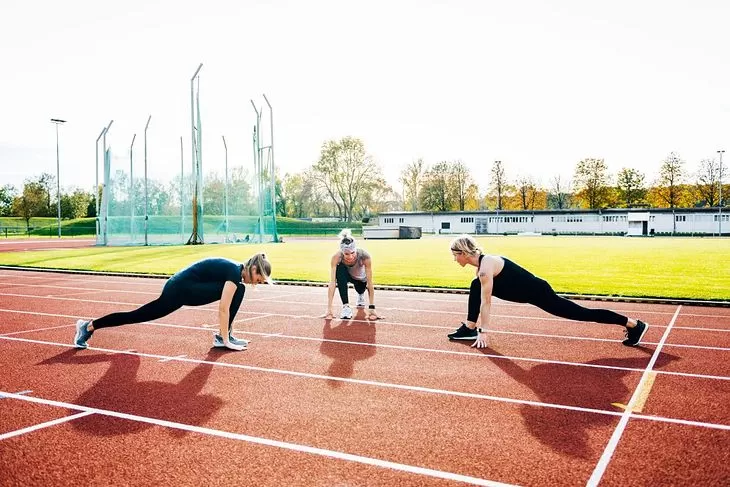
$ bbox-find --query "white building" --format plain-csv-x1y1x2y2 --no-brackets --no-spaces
373,208,729,237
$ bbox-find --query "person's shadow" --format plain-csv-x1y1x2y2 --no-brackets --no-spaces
39,349,228,437
320,308,377,388
463,344,681,458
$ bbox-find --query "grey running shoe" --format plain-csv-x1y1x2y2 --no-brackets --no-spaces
74,319,93,348
213,333,249,348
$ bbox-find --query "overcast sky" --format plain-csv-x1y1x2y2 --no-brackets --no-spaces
1,0,728,195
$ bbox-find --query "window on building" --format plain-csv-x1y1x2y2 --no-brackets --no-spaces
441,222,451,229
399,217,404,223
384,217,394,224
460,217,474,223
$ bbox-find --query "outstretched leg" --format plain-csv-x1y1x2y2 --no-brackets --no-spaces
529,279,628,325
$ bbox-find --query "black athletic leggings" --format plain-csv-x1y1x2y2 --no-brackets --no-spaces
93,279,245,330
467,258,628,326
336,263,367,305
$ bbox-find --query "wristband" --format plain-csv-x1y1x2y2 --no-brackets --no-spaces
368,305,375,309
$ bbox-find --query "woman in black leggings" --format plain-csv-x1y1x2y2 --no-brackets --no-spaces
73,253,272,351
446,235,648,348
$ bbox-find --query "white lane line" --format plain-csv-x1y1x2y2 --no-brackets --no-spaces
632,413,730,431
48,291,103,298
587,306,683,487
1,308,728,380
259,332,283,338
1,324,75,336
159,354,187,363
0,391,516,487
0,411,95,441
234,314,274,323
0,390,32,399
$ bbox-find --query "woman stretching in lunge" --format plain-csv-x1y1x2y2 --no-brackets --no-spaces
73,253,272,351
325,229,380,320
447,235,648,349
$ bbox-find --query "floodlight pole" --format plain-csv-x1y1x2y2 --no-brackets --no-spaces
222,135,229,238
129,133,136,242
51,118,66,238
143,115,151,245
719,150,725,236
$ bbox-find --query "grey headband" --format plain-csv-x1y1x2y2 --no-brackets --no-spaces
340,241,356,252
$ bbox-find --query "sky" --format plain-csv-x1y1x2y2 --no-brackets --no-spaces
1,0,729,196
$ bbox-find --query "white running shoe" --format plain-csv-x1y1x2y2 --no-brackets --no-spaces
356,293,366,308
340,304,353,319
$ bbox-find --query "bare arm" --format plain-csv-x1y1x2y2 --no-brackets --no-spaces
219,281,244,350
364,258,380,319
473,257,496,349
325,253,339,318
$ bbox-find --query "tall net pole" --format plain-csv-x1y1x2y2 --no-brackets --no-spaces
143,115,151,245
188,63,204,244
263,94,278,242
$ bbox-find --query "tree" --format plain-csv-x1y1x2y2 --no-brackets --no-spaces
516,176,539,210
548,174,572,209
450,160,476,211
695,158,721,207
37,172,56,216
655,152,686,209
310,137,384,222
60,189,93,219
490,160,507,210
11,181,47,229
616,168,646,208
399,158,426,211
0,184,17,216
283,173,310,218
420,161,453,212
573,158,610,209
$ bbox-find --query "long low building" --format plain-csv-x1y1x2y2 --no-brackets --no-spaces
376,208,729,236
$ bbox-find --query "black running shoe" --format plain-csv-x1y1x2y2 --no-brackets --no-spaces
622,320,648,347
447,322,478,340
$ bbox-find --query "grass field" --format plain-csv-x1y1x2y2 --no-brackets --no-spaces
1,235,728,301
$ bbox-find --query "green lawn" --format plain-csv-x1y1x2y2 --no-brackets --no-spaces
1,235,728,301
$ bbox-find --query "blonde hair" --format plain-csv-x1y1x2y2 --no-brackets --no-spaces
450,234,482,255
244,253,272,283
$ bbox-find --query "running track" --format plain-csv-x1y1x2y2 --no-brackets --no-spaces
0,269,728,486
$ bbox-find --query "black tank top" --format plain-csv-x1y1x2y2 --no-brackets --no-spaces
479,254,540,303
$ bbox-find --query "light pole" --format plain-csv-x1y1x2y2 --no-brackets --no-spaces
129,133,136,242
719,150,725,236
222,135,229,239
144,115,151,245
50,119,66,238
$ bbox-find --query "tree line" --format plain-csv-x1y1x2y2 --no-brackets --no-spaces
2,140,726,227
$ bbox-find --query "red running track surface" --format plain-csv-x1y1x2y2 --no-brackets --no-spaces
0,269,728,486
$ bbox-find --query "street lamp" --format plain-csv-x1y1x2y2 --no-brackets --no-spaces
719,150,725,236
50,118,66,238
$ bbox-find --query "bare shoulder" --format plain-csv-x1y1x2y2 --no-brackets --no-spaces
479,254,504,277
330,252,342,265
